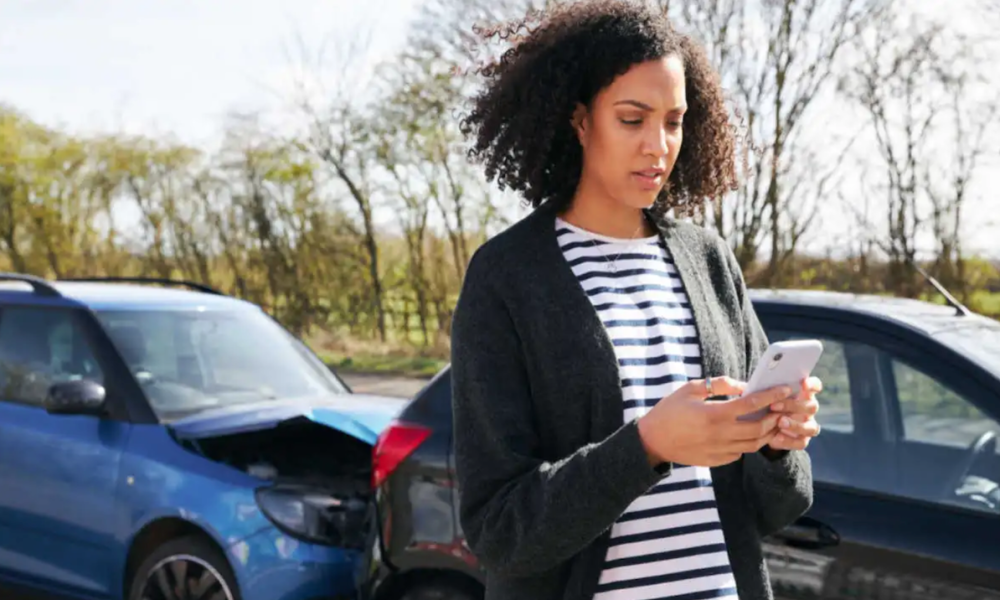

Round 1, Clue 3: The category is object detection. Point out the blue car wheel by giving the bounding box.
[127,535,239,600]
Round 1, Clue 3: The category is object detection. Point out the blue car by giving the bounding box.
[0,274,404,600]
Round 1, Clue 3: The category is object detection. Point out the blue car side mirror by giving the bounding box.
[45,379,107,416]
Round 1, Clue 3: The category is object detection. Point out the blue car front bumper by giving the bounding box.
[226,526,365,600]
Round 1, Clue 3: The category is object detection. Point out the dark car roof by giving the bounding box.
[748,288,977,334]
[751,288,1000,379]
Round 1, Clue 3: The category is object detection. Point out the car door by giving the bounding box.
[758,314,1000,600]
[0,305,130,598]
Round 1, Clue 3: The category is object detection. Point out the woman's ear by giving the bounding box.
[571,103,588,143]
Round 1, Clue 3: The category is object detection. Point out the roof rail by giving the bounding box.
[913,265,971,317]
[57,277,224,296]
[0,273,62,297]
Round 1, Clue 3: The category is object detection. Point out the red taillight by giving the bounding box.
[372,421,432,488]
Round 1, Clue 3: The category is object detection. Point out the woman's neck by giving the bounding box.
[560,192,656,240]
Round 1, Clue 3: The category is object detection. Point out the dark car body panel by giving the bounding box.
[751,296,1000,599]
[368,368,481,600]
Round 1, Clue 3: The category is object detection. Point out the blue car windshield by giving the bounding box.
[96,308,347,418]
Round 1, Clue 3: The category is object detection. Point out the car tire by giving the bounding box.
[127,534,241,600]
[399,581,481,600]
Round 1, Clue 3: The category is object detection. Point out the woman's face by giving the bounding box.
[573,54,687,210]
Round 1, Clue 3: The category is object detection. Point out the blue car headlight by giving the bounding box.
[255,485,369,547]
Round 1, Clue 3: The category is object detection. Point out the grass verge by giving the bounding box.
[321,351,446,378]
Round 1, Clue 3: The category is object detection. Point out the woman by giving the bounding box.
[450,2,821,600]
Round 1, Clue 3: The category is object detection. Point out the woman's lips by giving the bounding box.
[632,171,663,190]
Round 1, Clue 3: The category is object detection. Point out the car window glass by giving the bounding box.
[893,359,1000,453]
[0,308,103,406]
[763,328,862,492]
[95,309,344,419]
[768,330,854,433]
[890,357,1000,513]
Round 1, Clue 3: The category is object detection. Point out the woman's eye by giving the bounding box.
[668,121,683,128]
[620,118,643,126]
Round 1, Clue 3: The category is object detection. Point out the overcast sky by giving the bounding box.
[1,0,997,258]
[0,0,416,143]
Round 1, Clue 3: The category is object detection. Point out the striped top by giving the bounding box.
[555,218,738,600]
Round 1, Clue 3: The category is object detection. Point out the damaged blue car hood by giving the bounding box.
[166,393,406,445]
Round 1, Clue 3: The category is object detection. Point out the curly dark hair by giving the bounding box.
[460,0,740,217]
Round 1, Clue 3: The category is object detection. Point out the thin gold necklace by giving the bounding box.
[592,222,645,273]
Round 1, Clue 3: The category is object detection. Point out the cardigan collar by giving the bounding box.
[520,200,727,428]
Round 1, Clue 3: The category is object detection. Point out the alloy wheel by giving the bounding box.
[138,554,235,600]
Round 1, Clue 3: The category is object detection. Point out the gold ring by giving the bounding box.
[705,377,714,396]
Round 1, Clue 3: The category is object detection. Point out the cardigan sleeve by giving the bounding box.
[450,247,665,579]
[717,235,814,537]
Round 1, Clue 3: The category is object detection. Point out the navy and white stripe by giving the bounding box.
[556,218,737,600]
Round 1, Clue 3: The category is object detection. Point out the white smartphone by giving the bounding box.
[737,339,825,422]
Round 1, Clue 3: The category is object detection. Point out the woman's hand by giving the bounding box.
[766,377,822,451]
[637,377,794,468]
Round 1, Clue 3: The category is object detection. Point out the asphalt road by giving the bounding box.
[339,372,431,399]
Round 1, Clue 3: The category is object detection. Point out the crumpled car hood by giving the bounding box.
[166,393,406,445]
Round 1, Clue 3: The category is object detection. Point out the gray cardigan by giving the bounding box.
[450,200,812,600]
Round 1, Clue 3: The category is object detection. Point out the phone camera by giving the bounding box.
[773,353,784,362]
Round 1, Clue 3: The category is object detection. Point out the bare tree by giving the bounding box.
[407,0,550,71]
[924,42,1000,298]
[667,0,878,284]
[403,0,546,252]
[840,6,1000,298]
[286,33,390,341]
[371,100,434,346]
[982,0,1000,18]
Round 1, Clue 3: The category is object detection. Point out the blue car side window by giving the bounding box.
[0,308,104,407]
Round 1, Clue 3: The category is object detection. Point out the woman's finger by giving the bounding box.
[770,395,819,415]
[689,376,747,399]
[778,416,820,438]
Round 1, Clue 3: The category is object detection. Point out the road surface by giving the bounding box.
[340,372,430,399]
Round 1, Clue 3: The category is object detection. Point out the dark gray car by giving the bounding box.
[365,289,1000,599]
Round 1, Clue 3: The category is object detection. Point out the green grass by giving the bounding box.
[969,290,1000,317]
[918,290,1000,318]
[320,351,446,378]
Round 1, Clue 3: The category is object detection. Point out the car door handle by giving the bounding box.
[774,517,840,549]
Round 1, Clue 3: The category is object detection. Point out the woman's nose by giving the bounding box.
[642,125,670,157]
